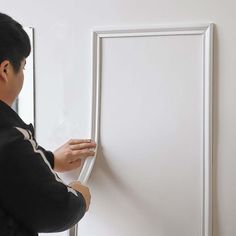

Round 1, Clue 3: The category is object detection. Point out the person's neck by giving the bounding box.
[0,96,13,107]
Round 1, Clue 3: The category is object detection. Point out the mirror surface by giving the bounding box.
[12,27,35,126]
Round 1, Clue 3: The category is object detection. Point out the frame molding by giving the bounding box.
[70,24,213,236]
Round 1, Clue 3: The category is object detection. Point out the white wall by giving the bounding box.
[1,0,236,235]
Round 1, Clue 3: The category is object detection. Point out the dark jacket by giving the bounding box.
[0,100,86,235]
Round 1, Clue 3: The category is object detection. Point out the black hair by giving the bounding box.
[0,13,31,72]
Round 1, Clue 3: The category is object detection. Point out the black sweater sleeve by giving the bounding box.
[37,145,55,169]
[0,127,86,233]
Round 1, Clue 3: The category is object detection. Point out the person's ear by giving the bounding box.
[0,60,10,82]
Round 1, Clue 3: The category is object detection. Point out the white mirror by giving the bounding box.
[12,27,35,126]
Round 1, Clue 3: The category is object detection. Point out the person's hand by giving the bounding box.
[53,139,96,173]
[68,181,91,211]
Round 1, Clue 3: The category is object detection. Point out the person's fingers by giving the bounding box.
[68,139,92,145]
[72,149,95,159]
[67,149,95,162]
[70,142,96,150]
[69,159,82,169]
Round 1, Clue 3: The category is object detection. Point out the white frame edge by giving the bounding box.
[71,24,213,236]
[202,23,213,236]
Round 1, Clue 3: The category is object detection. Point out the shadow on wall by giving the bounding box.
[87,144,176,233]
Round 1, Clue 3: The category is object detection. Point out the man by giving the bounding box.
[0,12,96,235]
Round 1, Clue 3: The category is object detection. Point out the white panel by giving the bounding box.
[76,25,213,236]
[101,34,202,236]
